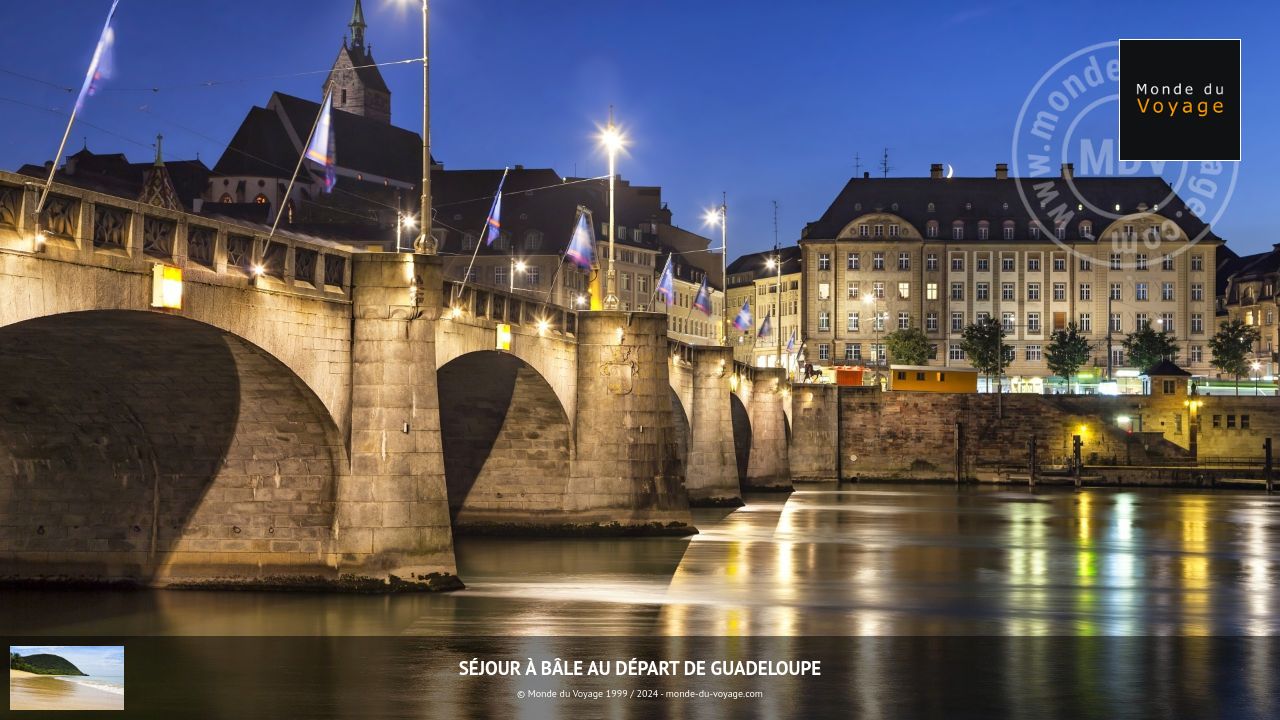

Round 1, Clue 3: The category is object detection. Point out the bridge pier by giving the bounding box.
[338,254,460,589]
[563,312,695,534]
[683,346,742,506]
[745,368,793,492]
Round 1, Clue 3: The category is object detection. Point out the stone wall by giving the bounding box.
[744,367,792,490]
[673,346,741,506]
[789,384,841,481]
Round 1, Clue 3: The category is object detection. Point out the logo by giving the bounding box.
[1010,41,1238,269]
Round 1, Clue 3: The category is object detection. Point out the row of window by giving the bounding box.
[813,342,1213,367]
[669,316,715,338]
[855,219,1171,242]
[814,309,1209,336]
[817,279,1206,304]
[816,251,1206,273]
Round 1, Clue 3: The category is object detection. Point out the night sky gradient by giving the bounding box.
[2,0,1277,254]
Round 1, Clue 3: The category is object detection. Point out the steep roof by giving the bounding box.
[344,45,389,94]
[16,147,210,211]
[1143,359,1191,377]
[802,174,1221,244]
[726,246,802,288]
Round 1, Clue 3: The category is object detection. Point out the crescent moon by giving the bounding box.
[945,164,954,179]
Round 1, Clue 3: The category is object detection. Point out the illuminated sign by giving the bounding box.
[495,323,512,351]
[151,264,183,309]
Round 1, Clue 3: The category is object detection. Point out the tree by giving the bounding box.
[1209,318,1261,395]
[884,327,931,366]
[1122,324,1179,373]
[1045,322,1093,391]
[960,318,1012,385]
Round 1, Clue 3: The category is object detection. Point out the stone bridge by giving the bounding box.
[0,172,790,591]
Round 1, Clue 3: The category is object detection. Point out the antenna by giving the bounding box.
[772,200,779,251]
[853,153,862,177]
[880,147,891,178]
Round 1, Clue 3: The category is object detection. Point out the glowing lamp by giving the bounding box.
[536,318,550,336]
[496,323,512,351]
[151,264,183,309]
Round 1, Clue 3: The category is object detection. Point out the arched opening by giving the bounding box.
[668,388,689,476]
[0,311,345,583]
[730,394,752,485]
[437,351,571,530]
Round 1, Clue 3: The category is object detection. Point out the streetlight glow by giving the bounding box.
[765,258,777,270]
[401,214,417,230]
[514,260,527,273]
[703,208,723,227]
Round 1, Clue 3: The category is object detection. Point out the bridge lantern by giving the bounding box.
[495,323,512,351]
[151,264,183,309]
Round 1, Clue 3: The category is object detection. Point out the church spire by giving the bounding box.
[349,0,367,49]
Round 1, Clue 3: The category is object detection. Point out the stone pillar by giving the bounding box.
[789,384,840,481]
[685,346,742,506]
[565,312,694,533]
[745,367,793,491]
[337,253,460,590]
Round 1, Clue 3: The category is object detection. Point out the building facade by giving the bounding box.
[1219,244,1280,381]
[798,163,1224,391]
[726,247,802,370]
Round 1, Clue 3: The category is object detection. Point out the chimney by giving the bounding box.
[995,163,1008,180]
[1061,162,1074,179]
[930,163,944,179]
[863,171,870,179]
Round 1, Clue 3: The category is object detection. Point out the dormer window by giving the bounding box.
[927,202,936,213]
[1002,220,1015,240]
[926,220,938,238]
[977,221,990,240]
[1079,220,1093,238]
[952,221,964,240]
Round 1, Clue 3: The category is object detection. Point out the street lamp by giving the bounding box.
[392,0,433,251]
[766,255,783,371]
[1252,360,1262,396]
[511,259,526,293]
[396,213,417,252]
[704,200,727,344]
[863,292,883,386]
[598,113,626,311]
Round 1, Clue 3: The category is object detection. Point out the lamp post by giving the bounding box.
[767,255,783,371]
[397,212,417,252]
[1253,360,1262,396]
[599,112,625,311]
[511,259,525,293]
[705,200,728,344]
[863,292,883,386]
[418,0,432,252]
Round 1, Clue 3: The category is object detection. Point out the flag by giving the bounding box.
[305,93,336,193]
[692,276,712,315]
[483,174,506,245]
[74,0,120,113]
[732,301,752,332]
[656,256,674,306]
[786,329,796,353]
[566,211,595,269]
[757,310,772,339]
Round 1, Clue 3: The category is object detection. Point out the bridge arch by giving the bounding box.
[730,393,752,486]
[0,310,347,584]
[436,350,572,530]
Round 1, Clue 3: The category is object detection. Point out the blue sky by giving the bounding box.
[11,645,124,676]
[1,1,1276,255]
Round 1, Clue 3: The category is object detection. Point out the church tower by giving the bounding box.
[323,0,391,123]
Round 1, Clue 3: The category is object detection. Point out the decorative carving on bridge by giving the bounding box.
[93,204,128,249]
[40,195,78,238]
[142,216,176,259]
[187,226,215,267]
[323,255,345,288]
[226,234,253,272]
[294,247,317,285]
[600,345,638,396]
[0,186,19,229]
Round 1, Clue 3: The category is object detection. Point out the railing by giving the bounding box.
[0,171,354,299]
[442,279,577,336]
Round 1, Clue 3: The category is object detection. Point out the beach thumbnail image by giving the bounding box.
[10,645,124,711]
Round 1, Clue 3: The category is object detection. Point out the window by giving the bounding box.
[1191,255,1204,271]
[977,283,990,301]
[873,252,885,271]
[818,282,830,300]
[1110,283,1122,301]
[1078,313,1092,332]
[977,311,991,324]
[817,252,830,271]
[1227,415,1236,429]
[1191,345,1203,363]
[874,224,884,237]
[1110,313,1122,332]
[1137,312,1149,329]
[1163,379,1176,395]
[1053,257,1066,272]
[1213,414,1222,428]
[926,312,939,332]
[951,283,964,300]
[1002,312,1015,332]
[1242,415,1251,429]
[847,312,860,332]
[927,221,939,238]
[1080,257,1092,271]
[847,252,860,270]
[889,224,900,237]
[1191,313,1204,334]
[1002,283,1015,301]
[898,282,911,300]
[1026,345,1042,361]
[1027,313,1041,333]
[1002,257,1015,272]
[1028,257,1041,271]
[1110,253,1122,271]
[254,194,269,204]
[978,224,990,240]
[1162,255,1175,271]
[638,275,649,294]
[874,313,886,332]
[951,312,964,332]
[1135,282,1148,301]
[846,343,861,361]
[1162,282,1174,301]
[1053,283,1066,301]
[898,312,910,329]
[926,283,938,300]
[1191,283,1204,301]
[951,256,964,271]
[818,311,830,331]
[495,266,508,286]
[819,343,830,361]
[927,253,939,270]
[1112,348,1126,367]
[1160,312,1174,333]
[872,344,886,364]
[952,222,965,240]
[978,257,990,272]
[1028,283,1041,301]
[1056,224,1067,240]
[859,225,870,238]
[1136,253,1149,271]
[1079,221,1094,238]
[1079,283,1091,301]
[949,344,967,361]
[874,281,885,299]
[847,281,860,299]
[1030,225,1041,240]
[1003,225,1016,240]
[898,252,910,271]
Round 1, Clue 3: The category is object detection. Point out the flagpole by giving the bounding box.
[456,167,508,305]
[269,87,333,241]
